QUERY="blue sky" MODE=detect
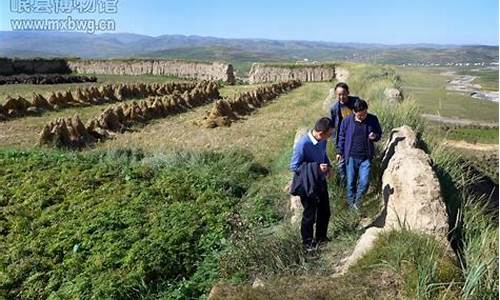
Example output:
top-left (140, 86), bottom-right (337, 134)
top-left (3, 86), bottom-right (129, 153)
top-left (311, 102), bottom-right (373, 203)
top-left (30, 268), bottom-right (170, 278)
top-left (1, 0), bottom-right (498, 45)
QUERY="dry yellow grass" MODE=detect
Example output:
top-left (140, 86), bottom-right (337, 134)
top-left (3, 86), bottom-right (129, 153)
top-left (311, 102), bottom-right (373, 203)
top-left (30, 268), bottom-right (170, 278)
top-left (0, 81), bottom-right (333, 160)
top-left (96, 82), bottom-right (331, 161)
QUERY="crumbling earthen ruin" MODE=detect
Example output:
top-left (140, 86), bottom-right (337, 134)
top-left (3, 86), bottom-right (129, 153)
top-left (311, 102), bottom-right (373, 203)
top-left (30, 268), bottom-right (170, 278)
top-left (199, 80), bottom-right (302, 128)
top-left (337, 126), bottom-right (449, 273)
top-left (39, 81), bottom-right (220, 149)
top-left (0, 58), bottom-right (236, 84)
top-left (68, 59), bottom-right (236, 84)
top-left (248, 63), bottom-right (336, 83)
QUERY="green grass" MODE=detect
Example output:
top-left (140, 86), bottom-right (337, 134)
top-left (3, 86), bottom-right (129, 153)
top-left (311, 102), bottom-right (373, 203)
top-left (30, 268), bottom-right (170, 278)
top-left (1, 62), bottom-right (497, 299)
top-left (212, 63), bottom-right (498, 300)
top-left (396, 67), bottom-right (499, 122)
top-left (428, 125), bottom-right (499, 144)
top-left (460, 199), bottom-right (499, 299)
top-left (0, 148), bottom-right (267, 299)
top-left (211, 229), bottom-right (462, 300)
top-left (429, 145), bottom-right (499, 300)
top-left (217, 63), bottom-right (442, 293)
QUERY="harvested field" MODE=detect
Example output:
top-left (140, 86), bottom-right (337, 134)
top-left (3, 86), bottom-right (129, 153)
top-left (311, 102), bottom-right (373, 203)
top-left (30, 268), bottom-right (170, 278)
top-left (0, 81), bottom-right (199, 121)
top-left (199, 80), bottom-right (301, 128)
top-left (39, 81), bottom-right (220, 148)
top-left (96, 82), bottom-right (330, 162)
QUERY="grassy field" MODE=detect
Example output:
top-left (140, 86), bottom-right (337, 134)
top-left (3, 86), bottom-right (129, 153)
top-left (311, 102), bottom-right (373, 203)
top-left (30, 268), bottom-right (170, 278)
top-left (0, 64), bottom-right (498, 299)
top-left (456, 67), bottom-right (499, 91)
top-left (428, 125), bottom-right (499, 144)
top-left (0, 77), bottom-right (337, 299)
top-left (214, 64), bottom-right (498, 299)
top-left (0, 149), bottom-right (268, 299)
top-left (0, 81), bottom-right (330, 160)
top-left (396, 67), bottom-right (498, 122)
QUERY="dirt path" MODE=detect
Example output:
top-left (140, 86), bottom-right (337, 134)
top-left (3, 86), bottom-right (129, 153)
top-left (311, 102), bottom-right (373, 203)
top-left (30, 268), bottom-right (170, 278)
top-left (422, 113), bottom-right (499, 127)
top-left (442, 70), bottom-right (499, 102)
top-left (442, 139), bottom-right (499, 152)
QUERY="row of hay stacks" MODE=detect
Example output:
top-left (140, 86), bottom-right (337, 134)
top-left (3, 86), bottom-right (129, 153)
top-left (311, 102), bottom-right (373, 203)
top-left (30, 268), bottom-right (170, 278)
top-left (0, 81), bottom-right (198, 121)
top-left (200, 80), bottom-right (302, 128)
top-left (39, 81), bottom-right (220, 149)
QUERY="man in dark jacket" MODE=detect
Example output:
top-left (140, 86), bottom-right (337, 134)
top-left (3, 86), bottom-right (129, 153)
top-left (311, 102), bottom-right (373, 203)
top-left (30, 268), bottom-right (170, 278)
top-left (290, 117), bottom-right (333, 250)
top-left (337, 99), bottom-right (382, 209)
top-left (330, 82), bottom-right (360, 186)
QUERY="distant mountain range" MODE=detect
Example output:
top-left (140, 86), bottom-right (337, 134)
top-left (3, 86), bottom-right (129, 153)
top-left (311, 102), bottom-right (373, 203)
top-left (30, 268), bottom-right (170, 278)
top-left (1, 31), bottom-right (498, 72)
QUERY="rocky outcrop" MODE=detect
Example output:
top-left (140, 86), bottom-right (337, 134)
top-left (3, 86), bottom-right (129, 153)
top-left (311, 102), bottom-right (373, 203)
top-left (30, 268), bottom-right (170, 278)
top-left (334, 67), bottom-right (350, 82)
top-left (248, 63), bottom-right (336, 83)
top-left (67, 59), bottom-right (235, 84)
top-left (199, 80), bottom-right (301, 128)
top-left (338, 126), bottom-right (449, 273)
top-left (379, 126), bottom-right (448, 237)
top-left (384, 87), bottom-right (404, 102)
top-left (0, 58), bottom-right (71, 75)
top-left (39, 81), bottom-right (220, 149)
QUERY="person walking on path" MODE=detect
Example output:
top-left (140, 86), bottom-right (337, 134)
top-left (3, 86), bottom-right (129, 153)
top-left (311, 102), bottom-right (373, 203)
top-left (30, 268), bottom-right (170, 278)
top-left (330, 82), bottom-right (360, 186)
top-left (337, 99), bottom-right (382, 209)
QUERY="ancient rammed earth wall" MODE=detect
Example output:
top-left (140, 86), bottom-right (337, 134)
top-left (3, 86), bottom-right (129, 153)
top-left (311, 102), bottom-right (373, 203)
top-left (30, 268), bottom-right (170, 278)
top-left (0, 58), bottom-right (71, 75)
top-left (0, 58), bottom-right (235, 84)
top-left (248, 63), bottom-right (341, 83)
top-left (67, 59), bottom-right (236, 84)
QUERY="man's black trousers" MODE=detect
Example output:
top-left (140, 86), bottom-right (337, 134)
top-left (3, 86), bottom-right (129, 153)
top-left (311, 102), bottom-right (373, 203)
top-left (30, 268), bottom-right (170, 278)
top-left (300, 185), bottom-right (330, 245)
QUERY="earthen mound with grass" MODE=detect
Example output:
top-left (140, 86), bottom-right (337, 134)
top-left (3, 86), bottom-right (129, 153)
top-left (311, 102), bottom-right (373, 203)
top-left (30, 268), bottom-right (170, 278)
top-left (338, 125), bottom-right (449, 273)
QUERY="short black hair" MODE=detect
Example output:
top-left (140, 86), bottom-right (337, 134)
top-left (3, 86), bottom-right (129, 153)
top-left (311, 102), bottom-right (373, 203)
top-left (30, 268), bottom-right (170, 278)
top-left (353, 99), bottom-right (368, 112)
top-left (334, 82), bottom-right (349, 93)
top-left (314, 117), bottom-right (333, 132)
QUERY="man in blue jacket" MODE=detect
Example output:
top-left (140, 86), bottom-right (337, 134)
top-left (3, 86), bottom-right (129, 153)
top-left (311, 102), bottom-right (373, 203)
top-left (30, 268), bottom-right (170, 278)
top-left (290, 117), bottom-right (333, 250)
top-left (337, 99), bottom-right (382, 209)
top-left (330, 82), bottom-right (359, 186)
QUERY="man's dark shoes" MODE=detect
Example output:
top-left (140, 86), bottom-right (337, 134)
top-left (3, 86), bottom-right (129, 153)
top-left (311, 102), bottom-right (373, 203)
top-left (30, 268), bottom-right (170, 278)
top-left (303, 241), bottom-right (317, 253)
top-left (316, 236), bottom-right (331, 246)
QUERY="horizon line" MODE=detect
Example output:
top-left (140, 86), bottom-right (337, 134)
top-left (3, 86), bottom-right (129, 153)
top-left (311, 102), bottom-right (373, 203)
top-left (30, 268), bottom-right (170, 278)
top-left (1, 30), bottom-right (498, 47)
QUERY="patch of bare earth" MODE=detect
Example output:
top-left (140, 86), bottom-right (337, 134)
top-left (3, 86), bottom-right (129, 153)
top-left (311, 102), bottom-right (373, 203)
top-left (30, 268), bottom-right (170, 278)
top-left (442, 139), bottom-right (499, 152)
top-left (208, 270), bottom-right (403, 300)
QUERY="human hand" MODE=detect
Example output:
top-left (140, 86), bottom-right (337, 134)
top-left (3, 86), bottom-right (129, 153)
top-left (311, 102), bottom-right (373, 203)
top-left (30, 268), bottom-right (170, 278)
top-left (336, 154), bottom-right (342, 161)
top-left (319, 163), bottom-right (329, 173)
top-left (368, 132), bottom-right (377, 140)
